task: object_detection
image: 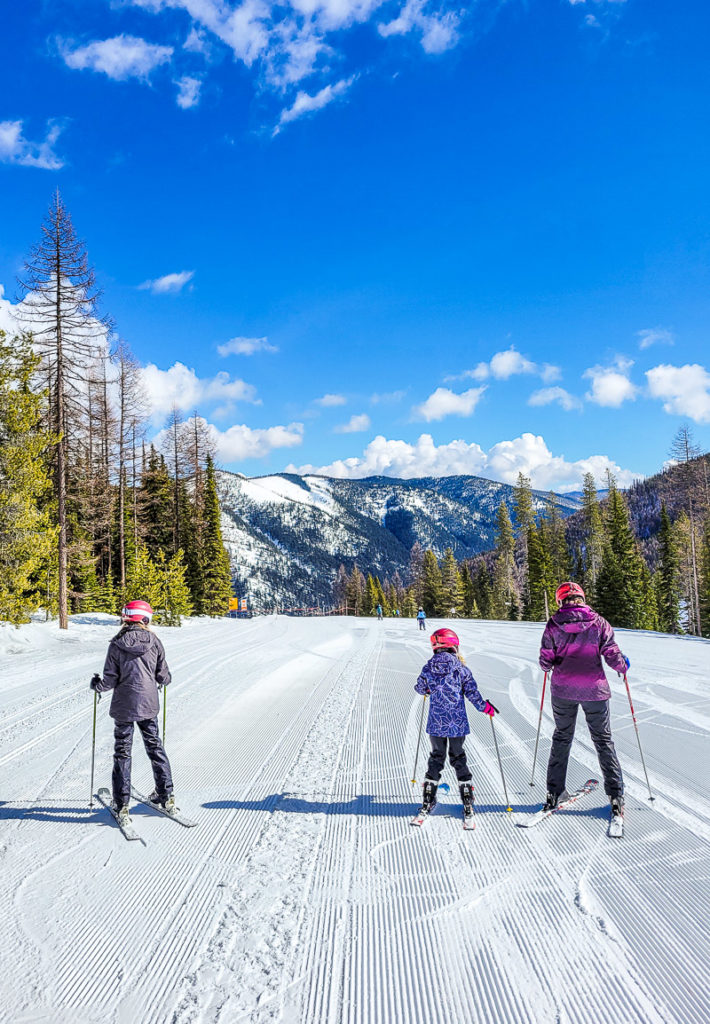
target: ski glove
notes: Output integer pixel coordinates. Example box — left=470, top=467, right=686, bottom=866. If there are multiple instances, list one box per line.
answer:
left=482, top=701, right=498, bottom=717
left=624, top=656, right=630, bottom=671
left=89, top=673, right=102, bottom=692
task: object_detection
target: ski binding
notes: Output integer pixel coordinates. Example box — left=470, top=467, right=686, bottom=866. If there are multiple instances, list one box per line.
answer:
left=96, top=787, right=143, bottom=842
left=131, top=787, right=197, bottom=828
left=517, top=779, right=599, bottom=829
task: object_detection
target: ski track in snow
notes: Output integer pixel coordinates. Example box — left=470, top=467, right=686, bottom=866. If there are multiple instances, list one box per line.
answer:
left=0, top=616, right=708, bottom=1023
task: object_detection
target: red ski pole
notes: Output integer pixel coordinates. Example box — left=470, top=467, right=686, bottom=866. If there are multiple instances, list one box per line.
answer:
left=530, top=671, right=548, bottom=787
left=623, top=674, right=654, bottom=801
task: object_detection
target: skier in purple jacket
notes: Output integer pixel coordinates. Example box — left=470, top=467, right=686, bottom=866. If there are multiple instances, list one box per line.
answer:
left=414, top=628, right=497, bottom=817
left=90, top=600, right=174, bottom=824
left=539, top=582, right=629, bottom=817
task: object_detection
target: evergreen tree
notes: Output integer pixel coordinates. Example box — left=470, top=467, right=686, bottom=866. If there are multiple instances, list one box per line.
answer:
left=421, top=549, right=444, bottom=616
left=402, top=587, right=417, bottom=617
left=596, top=482, right=645, bottom=628
left=0, top=332, right=57, bottom=624
left=408, top=542, right=425, bottom=604
left=490, top=503, right=517, bottom=618
left=544, top=492, right=571, bottom=587
left=157, top=549, right=194, bottom=626
left=200, top=455, right=232, bottom=616
left=333, top=564, right=348, bottom=610
left=365, top=574, right=379, bottom=616
left=657, top=502, right=681, bottom=633
left=473, top=560, right=492, bottom=619
left=513, top=472, right=535, bottom=611
left=141, top=449, right=174, bottom=559
left=346, top=564, right=365, bottom=614
left=460, top=563, right=476, bottom=617
left=440, top=547, right=464, bottom=615
left=580, top=472, right=605, bottom=604
left=525, top=524, right=549, bottom=621
left=699, top=519, right=710, bottom=638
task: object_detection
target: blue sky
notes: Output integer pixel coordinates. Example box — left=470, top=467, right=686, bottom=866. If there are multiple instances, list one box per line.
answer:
left=1, top=0, right=709, bottom=490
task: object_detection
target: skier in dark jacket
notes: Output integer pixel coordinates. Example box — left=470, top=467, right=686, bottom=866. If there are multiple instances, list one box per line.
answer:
left=91, top=600, right=174, bottom=823
left=539, top=581, right=628, bottom=817
left=414, top=628, right=497, bottom=817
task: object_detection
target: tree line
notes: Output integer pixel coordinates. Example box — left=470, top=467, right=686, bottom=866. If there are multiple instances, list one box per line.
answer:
left=332, top=434, right=710, bottom=637
left=0, top=192, right=232, bottom=627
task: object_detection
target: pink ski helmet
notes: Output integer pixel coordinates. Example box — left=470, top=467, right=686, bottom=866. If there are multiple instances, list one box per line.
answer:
left=121, top=599, right=154, bottom=624
left=554, top=581, right=585, bottom=606
left=430, top=628, right=460, bottom=651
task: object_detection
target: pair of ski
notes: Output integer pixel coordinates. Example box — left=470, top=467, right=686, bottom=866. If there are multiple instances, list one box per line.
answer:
left=411, top=803, right=476, bottom=830
left=516, top=778, right=624, bottom=838
left=96, top=787, right=197, bottom=842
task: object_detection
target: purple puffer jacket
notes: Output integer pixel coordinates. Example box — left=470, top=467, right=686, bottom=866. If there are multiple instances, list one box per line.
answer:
left=415, top=652, right=487, bottom=737
left=96, top=624, right=171, bottom=722
left=539, top=604, right=627, bottom=702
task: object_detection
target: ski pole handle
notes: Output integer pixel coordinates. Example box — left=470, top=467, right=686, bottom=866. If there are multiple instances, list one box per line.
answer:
left=530, top=671, right=548, bottom=787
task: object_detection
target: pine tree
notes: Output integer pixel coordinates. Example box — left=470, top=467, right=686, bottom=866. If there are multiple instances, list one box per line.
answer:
left=200, top=455, right=232, bottom=616
left=0, top=333, right=57, bottom=623
left=440, top=548, right=464, bottom=615
left=157, top=549, right=194, bottom=626
left=490, top=503, right=516, bottom=618
left=141, top=448, right=174, bottom=559
left=421, top=549, right=444, bottom=617
left=365, top=574, right=379, bottom=616
left=473, top=560, right=492, bottom=619
left=525, top=524, right=549, bottom=621
left=657, top=502, right=681, bottom=633
left=513, top=472, right=535, bottom=611
left=544, top=492, right=571, bottom=587
left=333, top=564, right=348, bottom=610
left=699, top=518, right=710, bottom=638
left=581, top=472, right=605, bottom=603
left=346, top=564, right=365, bottom=614
left=596, top=482, right=645, bottom=628
left=460, top=563, right=476, bottom=617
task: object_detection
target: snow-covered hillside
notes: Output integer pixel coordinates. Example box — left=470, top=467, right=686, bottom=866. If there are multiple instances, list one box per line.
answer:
left=1, top=614, right=708, bottom=1023
left=219, top=471, right=581, bottom=608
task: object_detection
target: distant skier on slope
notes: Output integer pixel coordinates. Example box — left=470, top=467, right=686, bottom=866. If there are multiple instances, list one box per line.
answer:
left=417, top=608, right=426, bottom=630
left=376, top=603, right=383, bottom=621
left=414, top=628, right=497, bottom=820
left=91, top=600, right=174, bottom=824
left=539, top=582, right=628, bottom=819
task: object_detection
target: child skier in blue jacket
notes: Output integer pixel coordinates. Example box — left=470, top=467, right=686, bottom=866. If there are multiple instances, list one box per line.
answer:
left=414, top=628, right=497, bottom=820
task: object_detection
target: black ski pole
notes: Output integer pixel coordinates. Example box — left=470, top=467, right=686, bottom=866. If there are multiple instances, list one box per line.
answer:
left=530, top=671, right=548, bottom=787
left=623, top=674, right=654, bottom=801
left=162, top=686, right=167, bottom=746
left=411, top=696, right=427, bottom=785
left=89, top=689, right=98, bottom=808
left=489, top=709, right=512, bottom=813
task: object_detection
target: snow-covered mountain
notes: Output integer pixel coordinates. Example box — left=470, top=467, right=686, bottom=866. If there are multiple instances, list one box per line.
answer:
left=218, top=471, right=582, bottom=609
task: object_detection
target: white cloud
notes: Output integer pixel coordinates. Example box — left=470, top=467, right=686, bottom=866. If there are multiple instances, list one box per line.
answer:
left=176, top=75, right=202, bottom=108
left=528, top=386, right=583, bottom=412
left=335, top=413, right=371, bottom=433
left=637, top=326, right=674, bottom=350
left=370, top=389, right=406, bottom=404
left=61, top=34, right=173, bottom=81
left=378, top=0, right=460, bottom=54
left=454, top=346, right=560, bottom=385
left=646, top=364, right=710, bottom=424
left=152, top=418, right=303, bottom=461
left=141, top=362, right=259, bottom=418
left=314, top=393, right=347, bottom=407
left=139, top=270, right=194, bottom=294
left=288, top=431, right=639, bottom=491
left=0, top=120, right=65, bottom=170
left=583, top=356, right=638, bottom=407
left=275, top=76, right=355, bottom=132
left=217, top=336, right=278, bottom=356
left=412, top=386, right=486, bottom=422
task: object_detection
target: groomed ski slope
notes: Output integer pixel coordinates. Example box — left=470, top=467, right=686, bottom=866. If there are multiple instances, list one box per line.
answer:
left=0, top=614, right=708, bottom=1024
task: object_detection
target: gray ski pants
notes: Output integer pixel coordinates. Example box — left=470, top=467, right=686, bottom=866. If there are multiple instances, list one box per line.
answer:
left=112, top=717, right=173, bottom=808
left=546, top=697, right=623, bottom=799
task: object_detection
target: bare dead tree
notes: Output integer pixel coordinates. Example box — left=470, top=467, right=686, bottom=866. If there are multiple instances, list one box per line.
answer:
left=17, top=191, right=111, bottom=628
left=669, top=425, right=702, bottom=635
left=112, top=339, right=148, bottom=590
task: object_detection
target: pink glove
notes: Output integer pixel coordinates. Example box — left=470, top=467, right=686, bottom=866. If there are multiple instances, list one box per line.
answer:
left=482, top=701, right=498, bottom=717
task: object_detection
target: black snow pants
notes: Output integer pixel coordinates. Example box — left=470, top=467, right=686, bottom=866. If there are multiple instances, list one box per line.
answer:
left=112, top=717, right=173, bottom=808
left=426, top=736, right=472, bottom=783
left=546, top=697, right=623, bottom=799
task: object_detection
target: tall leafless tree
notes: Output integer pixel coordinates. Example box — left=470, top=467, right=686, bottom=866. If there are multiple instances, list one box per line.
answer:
left=669, top=425, right=702, bottom=635
left=17, top=191, right=111, bottom=628
left=112, top=339, right=148, bottom=590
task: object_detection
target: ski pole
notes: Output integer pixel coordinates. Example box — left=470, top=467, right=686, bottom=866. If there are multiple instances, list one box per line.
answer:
left=89, top=690, right=98, bottom=808
left=530, top=671, right=548, bottom=787
left=411, top=695, right=427, bottom=785
left=623, top=674, right=654, bottom=801
left=489, top=710, right=512, bottom=813
left=162, top=686, right=167, bottom=746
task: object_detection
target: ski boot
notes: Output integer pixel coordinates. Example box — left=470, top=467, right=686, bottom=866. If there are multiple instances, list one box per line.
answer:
left=610, top=795, right=624, bottom=817
left=114, top=803, right=132, bottom=825
left=149, top=790, right=176, bottom=813
left=542, top=789, right=569, bottom=813
left=459, top=782, right=475, bottom=828
left=420, top=778, right=438, bottom=814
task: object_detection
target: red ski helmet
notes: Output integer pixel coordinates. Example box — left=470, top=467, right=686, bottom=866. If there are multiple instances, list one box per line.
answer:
left=121, top=599, right=154, bottom=624
left=430, top=628, right=460, bottom=651
left=554, top=581, right=585, bottom=606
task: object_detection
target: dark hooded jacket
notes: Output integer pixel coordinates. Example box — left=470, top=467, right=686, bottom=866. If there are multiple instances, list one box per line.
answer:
left=539, top=604, right=627, bottom=701
left=96, top=624, right=171, bottom=722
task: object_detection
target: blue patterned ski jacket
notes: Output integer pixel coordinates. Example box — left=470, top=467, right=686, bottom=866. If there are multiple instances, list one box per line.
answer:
left=415, top=651, right=487, bottom=737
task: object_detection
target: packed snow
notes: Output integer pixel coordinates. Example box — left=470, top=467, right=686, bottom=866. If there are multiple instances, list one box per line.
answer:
left=1, top=614, right=708, bottom=1023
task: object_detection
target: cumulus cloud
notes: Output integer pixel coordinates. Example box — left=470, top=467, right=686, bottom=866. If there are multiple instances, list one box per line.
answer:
left=217, top=336, right=278, bottom=356
left=0, top=120, right=65, bottom=170
left=176, top=75, right=202, bottom=108
left=453, top=346, right=561, bottom=385
left=378, top=0, right=460, bottom=54
left=335, top=413, right=371, bottom=433
left=152, top=418, right=303, bottom=461
left=412, top=386, right=486, bottom=422
left=141, top=362, right=259, bottom=418
left=275, top=76, right=355, bottom=132
left=637, top=326, right=674, bottom=350
left=139, top=270, right=194, bottom=294
left=583, top=356, right=638, bottom=407
left=61, top=34, right=173, bottom=80
left=528, top=386, right=583, bottom=412
left=314, top=393, right=347, bottom=407
left=646, top=364, right=710, bottom=424
left=288, top=432, right=639, bottom=491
